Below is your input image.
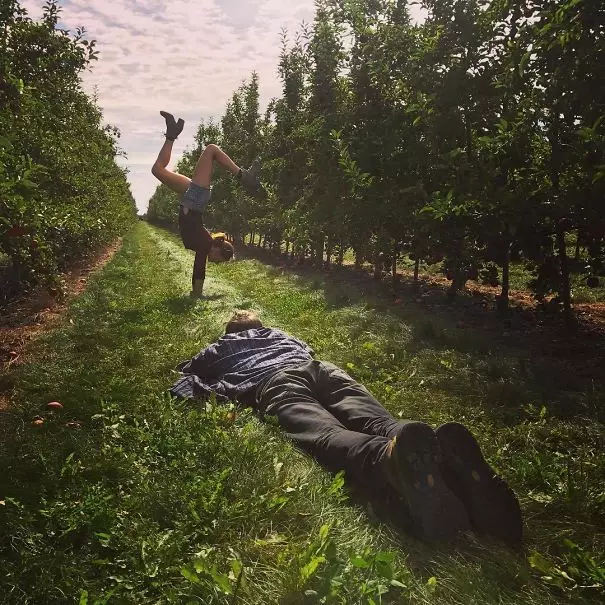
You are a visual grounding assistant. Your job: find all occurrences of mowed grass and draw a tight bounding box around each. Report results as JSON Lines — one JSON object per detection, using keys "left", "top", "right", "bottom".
{"left": 0, "top": 222, "right": 602, "bottom": 604}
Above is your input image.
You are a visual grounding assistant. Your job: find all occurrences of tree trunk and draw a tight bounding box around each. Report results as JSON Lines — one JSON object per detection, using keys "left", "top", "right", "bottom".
{"left": 373, "top": 250, "right": 382, "bottom": 280}
{"left": 497, "top": 235, "right": 511, "bottom": 314}
{"left": 556, "top": 226, "right": 573, "bottom": 326}
{"left": 326, "top": 235, "right": 332, "bottom": 268}
{"left": 316, "top": 235, "right": 324, "bottom": 267}
{"left": 391, "top": 242, "right": 398, "bottom": 288}
{"left": 337, "top": 243, "right": 344, "bottom": 266}
{"left": 285, "top": 240, "right": 290, "bottom": 256}
{"left": 353, "top": 245, "right": 362, "bottom": 270}
{"left": 413, "top": 257, "right": 420, "bottom": 287}
{"left": 549, "top": 113, "right": 573, "bottom": 327}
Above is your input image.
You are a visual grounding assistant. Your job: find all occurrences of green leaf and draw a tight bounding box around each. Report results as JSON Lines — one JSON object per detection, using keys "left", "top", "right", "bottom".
{"left": 375, "top": 551, "right": 395, "bottom": 563}
{"left": 350, "top": 556, "right": 370, "bottom": 568}
{"left": 181, "top": 566, "right": 201, "bottom": 584}
{"left": 231, "top": 558, "right": 242, "bottom": 574}
{"left": 375, "top": 558, "right": 393, "bottom": 580}
{"left": 300, "top": 555, "right": 326, "bottom": 583}
{"left": 193, "top": 558, "right": 209, "bottom": 574}
{"left": 528, "top": 551, "right": 555, "bottom": 575}
{"left": 210, "top": 569, "right": 233, "bottom": 594}
{"left": 318, "top": 523, "right": 331, "bottom": 544}
{"left": 327, "top": 470, "right": 346, "bottom": 497}
{"left": 79, "top": 590, "right": 88, "bottom": 605}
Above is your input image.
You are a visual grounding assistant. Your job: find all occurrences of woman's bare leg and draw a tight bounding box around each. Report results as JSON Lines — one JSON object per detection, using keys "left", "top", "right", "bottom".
{"left": 151, "top": 139, "right": 191, "bottom": 195}
{"left": 190, "top": 144, "right": 241, "bottom": 188}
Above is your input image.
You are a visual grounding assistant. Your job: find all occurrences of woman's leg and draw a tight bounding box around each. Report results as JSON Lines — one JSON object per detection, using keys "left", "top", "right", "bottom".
{"left": 190, "top": 144, "right": 261, "bottom": 195}
{"left": 151, "top": 139, "right": 191, "bottom": 195}
{"left": 190, "top": 144, "right": 241, "bottom": 188}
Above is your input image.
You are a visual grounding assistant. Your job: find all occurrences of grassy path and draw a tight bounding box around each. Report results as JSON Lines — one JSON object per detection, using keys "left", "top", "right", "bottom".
{"left": 0, "top": 223, "right": 602, "bottom": 604}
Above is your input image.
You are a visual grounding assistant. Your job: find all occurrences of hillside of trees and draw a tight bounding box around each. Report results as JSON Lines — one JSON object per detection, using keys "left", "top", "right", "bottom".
{"left": 0, "top": 0, "right": 136, "bottom": 303}
{"left": 148, "top": 0, "right": 605, "bottom": 325}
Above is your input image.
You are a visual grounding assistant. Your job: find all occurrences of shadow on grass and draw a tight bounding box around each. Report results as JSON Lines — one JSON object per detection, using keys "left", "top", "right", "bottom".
{"left": 239, "top": 245, "right": 605, "bottom": 424}
{"left": 165, "top": 294, "right": 226, "bottom": 314}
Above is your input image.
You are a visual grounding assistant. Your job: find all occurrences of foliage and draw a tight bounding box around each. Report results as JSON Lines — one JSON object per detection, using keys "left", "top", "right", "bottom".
{"left": 146, "top": 0, "right": 605, "bottom": 320}
{"left": 0, "top": 1, "right": 136, "bottom": 301}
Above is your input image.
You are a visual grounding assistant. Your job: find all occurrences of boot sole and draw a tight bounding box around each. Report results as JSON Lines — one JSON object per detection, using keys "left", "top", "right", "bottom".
{"left": 436, "top": 422, "right": 522, "bottom": 548}
{"left": 390, "top": 422, "right": 471, "bottom": 541}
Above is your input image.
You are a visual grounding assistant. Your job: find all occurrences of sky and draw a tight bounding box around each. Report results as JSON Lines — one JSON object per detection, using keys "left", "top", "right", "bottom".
{"left": 21, "top": 0, "right": 425, "bottom": 214}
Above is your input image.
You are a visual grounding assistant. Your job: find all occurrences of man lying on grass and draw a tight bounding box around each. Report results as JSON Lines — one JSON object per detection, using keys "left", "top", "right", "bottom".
{"left": 170, "top": 310, "right": 522, "bottom": 546}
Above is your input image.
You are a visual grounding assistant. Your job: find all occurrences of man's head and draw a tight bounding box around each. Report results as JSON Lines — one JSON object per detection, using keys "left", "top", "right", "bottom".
{"left": 208, "top": 233, "right": 234, "bottom": 263}
{"left": 225, "top": 310, "right": 263, "bottom": 334}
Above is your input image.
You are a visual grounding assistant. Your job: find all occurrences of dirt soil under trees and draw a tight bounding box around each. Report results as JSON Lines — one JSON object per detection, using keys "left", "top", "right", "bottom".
{"left": 0, "top": 239, "right": 122, "bottom": 411}
{"left": 242, "top": 244, "right": 605, "bottom": 389}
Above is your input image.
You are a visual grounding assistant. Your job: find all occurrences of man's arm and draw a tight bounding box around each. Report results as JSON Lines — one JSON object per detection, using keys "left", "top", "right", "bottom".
{"left": 290, "top": 334, "right": 315, "bottom": 357}
{"left": 179, "top": 343, "right": 218, "bottom": 378}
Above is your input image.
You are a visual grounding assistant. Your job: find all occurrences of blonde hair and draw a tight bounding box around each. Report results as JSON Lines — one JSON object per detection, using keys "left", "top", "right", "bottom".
{"left": 225, "top": 310, "right": 263, "bottom": 334}
{"left": 209, "top": 232, "right": 234, "bottom": 261}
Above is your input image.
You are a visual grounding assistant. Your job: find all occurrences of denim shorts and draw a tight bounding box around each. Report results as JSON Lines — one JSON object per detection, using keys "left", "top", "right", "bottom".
{"left": 181, "top": 182, "right": 212, "bottom": 212}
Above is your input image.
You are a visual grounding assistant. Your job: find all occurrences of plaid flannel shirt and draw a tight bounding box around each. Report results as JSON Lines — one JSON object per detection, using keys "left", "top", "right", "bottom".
{"left": 169, "top": 327, "right": 314, "bottom": 403}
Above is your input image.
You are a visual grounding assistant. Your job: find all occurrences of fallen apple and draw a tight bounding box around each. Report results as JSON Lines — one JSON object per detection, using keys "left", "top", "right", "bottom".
{"left": 47, "top": 401, "right": 64, "bottom": 410}
{"left": 5, "top": 225, "right": 29, "bottom": 237}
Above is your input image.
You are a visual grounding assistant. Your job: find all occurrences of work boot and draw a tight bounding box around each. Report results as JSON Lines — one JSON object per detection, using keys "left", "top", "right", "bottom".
{"left": 190, "top": 279, "right": 204, "bottom": 299}
{"left": 238, "top": 158, "right": 262, "bottom": 196}
{"left": 384, "top": 421, "right": 471, "bottom": 541}
{"left": 160, "top": 110, "right": 185, "bottom": 141}
{"left": 436, "top": 422, "right": 523, "bottom": 548}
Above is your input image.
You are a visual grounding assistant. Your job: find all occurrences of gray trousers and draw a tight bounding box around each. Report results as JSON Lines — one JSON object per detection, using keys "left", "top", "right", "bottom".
{"left": 256, "top": 360, "right": 407, "bottom": 486}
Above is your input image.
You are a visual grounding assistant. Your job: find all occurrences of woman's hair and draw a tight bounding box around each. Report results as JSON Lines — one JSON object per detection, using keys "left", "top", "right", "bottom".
{"left": 225, "top": 310, "right": 263, "bottom": 334}
{"left": 210, "top": 233, "right": 234, "bottom": 261}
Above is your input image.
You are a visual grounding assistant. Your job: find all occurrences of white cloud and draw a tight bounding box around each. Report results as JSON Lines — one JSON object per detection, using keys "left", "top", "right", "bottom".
{"left": 20, "top": 0, "right": 425, "bottom": 213}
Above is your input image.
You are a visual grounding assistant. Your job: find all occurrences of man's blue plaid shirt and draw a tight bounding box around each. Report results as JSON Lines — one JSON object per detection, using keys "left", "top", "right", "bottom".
{"left": 169, "top": 327, "right": 314, "bottom": 403}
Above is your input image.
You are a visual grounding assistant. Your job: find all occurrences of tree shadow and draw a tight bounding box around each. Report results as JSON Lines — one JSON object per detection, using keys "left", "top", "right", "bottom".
{"left": 239, "top": 245, "right": 605, "bottom": 423}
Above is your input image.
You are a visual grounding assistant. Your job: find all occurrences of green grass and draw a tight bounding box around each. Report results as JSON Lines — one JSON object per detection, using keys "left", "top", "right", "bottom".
{"left": 0, "top": 222, "right": 603, "bottom": 604}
